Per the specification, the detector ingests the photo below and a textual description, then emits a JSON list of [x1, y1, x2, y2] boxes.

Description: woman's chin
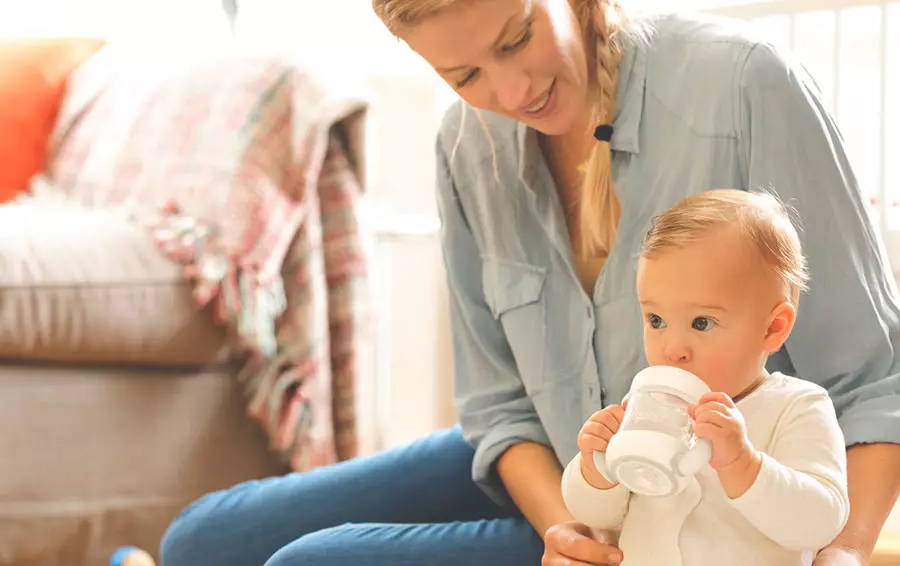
[[527, 118, 572, 136], [522, 97, 583, 137]]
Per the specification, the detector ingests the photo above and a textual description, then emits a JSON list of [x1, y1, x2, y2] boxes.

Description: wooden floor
[[873, 531, 900, 566]]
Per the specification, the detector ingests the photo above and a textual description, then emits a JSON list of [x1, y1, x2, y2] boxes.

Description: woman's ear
[[763, 301, 797, 353]]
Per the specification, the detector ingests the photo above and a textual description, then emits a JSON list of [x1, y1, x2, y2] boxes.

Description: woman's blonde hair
[[641, 189, 810, 304], [373, 0, 627, 258]]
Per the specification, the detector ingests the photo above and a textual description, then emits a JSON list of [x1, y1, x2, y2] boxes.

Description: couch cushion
[[0, 201, 229, 366], [0, 364, 288, 565], [0, 38, 105, 204]]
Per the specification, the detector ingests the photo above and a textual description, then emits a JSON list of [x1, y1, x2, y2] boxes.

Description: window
[[0, 0, 231, 41], [705, 0, 900, 271]]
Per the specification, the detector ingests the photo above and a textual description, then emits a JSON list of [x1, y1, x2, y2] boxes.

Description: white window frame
[[701, 0, 900, 274]]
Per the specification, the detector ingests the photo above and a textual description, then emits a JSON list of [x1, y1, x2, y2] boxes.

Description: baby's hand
[[689, 392, 753, 471], [577, 403, 626, 489]]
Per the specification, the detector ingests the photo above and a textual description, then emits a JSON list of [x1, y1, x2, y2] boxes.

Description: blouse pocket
[[481, 256, 547, 390]]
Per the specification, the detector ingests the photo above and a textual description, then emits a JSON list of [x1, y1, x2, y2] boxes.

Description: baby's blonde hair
[[641, 189, 809, 304], [373, 0, 627, 259]]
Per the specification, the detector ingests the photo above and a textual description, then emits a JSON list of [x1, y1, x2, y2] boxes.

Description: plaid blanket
[[47, 45, 375, 468]]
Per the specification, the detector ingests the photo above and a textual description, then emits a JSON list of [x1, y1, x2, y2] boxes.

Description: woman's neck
[[540, 128, 593, 207]]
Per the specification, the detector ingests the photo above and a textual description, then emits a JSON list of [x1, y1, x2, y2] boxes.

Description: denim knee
[[159, 491, 234, 566], [263, 525, 361, 566], [158, 501, 204, 566], [262, 521, 543, 566]]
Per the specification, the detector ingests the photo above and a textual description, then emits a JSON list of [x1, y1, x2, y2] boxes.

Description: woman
[[160, 1, 900, 565]]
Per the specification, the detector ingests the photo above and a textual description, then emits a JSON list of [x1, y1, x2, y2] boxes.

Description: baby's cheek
[[696, 354, 744, 392], [642, 333, 666, 366]]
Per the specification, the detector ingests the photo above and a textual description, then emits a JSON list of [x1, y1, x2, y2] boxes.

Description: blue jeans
[[159, 427, 544, 565]]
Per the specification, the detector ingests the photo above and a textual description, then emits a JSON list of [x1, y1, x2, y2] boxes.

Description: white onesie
[[561, 373, 850, 566]]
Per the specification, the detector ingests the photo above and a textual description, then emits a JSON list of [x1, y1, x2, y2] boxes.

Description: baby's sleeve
[[561, 452, 631, 529], [727, 389, 850, 551]]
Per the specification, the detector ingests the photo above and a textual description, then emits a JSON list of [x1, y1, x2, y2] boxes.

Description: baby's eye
[[648, 314, 666, 329], [692, 317, 715, 331]]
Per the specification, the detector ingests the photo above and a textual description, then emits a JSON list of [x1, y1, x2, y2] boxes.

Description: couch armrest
[[0, 201, 229, 366]]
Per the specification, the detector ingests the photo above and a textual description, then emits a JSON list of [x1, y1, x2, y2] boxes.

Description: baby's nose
[[664, 341, 692, 364]]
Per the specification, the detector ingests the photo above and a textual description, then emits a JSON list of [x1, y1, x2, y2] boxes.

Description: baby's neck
[[732, 370, 770, 403]]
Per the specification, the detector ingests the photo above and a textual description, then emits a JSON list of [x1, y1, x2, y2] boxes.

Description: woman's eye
[[455, 70, 479, 89], [648, 314, 666, 329], [692, 317, 716, 331], [502, 23, 533, 53], [456, 21, 533, 88]]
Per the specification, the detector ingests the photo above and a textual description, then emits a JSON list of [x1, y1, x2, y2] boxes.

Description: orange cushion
[[0, 38, 105, 204]]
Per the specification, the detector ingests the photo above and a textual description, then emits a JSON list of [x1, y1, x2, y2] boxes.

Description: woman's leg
[[264, 519, 543, 566], [159, 427, 534, 566]]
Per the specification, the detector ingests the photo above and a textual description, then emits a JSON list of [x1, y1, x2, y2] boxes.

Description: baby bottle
[[593, 365, 712, 497]]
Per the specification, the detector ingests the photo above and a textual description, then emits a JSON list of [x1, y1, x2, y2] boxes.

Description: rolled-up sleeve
[[435, 138, 550, 503], [737, 41, 900, 446]]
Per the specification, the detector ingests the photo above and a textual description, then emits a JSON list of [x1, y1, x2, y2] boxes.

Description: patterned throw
[[46, 46, 375, 468]]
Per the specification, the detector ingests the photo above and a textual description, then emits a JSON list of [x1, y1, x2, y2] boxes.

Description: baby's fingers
[[586, 407, 621, 426], [582, 420, 616, 439], [578, 434, 611, 454], [698, 392, 735, 408], [692, 401, 731, 420], [589, 406, 625, 432], [605, 404, 626, 424], [578, 423, 613, 452], [694, 406, 733, 426]]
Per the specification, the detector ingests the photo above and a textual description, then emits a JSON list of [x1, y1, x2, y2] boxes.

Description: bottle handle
[[591, 397, 629, 484], [592, 450, 617, 484], [675, 438, 712, 476]]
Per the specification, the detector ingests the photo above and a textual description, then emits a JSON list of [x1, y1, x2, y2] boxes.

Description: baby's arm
[[728, 389, 850, 551], [561, 452, 631, 529]]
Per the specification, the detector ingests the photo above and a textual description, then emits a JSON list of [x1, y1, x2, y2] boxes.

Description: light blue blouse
[[435, 12, 900, 502]]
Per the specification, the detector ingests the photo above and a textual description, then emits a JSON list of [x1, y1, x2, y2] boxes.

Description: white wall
[[0, 0, 232, 40]]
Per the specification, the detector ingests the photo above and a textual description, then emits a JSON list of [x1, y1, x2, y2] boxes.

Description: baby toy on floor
[[109, 546, 156, 566]]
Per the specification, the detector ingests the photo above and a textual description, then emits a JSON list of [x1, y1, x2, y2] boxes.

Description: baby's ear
[[764, 301, 796, 353]]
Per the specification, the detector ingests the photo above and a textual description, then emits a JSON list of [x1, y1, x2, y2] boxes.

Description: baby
[[561, 189, 850, 566]]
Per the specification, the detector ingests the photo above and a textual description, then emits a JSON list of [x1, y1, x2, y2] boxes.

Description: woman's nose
[[490, 66, 531, 113]]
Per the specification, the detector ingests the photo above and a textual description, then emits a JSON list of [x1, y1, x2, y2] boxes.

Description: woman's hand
[[543, 521, 623, 565], [813, 547, 865, 566]]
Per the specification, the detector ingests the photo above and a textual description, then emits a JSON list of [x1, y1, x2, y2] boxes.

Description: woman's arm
[[497, 441, 576, 537], [829, 443, 900, 561], [736, 41, 900, 560], [435, 132, 553, 507]]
